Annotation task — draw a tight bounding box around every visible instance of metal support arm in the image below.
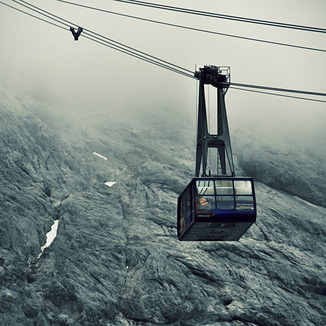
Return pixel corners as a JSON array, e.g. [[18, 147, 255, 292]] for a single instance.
[[195, 66, 235, 177]]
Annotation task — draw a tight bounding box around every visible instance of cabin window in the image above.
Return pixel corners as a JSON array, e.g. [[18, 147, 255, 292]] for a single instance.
[[196, 180, 215, 195], [234, 180, 252, 195], [215, 180, 233, 195], [235, 196, 254, 210], [181, 190, 187, 219], [197, 195, 215, 210], [185, 187, 191, 212], [216, 195, 234, 209]]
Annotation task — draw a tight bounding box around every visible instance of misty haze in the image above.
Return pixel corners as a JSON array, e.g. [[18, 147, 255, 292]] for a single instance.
[[0, 0, 325, 325]]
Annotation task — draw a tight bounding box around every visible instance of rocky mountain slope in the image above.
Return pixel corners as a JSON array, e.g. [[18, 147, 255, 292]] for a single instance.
[[0, 86, 325, 326]]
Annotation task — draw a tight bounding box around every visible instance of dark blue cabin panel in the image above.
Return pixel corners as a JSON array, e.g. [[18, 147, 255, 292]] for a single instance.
[[178, 177, 256, 241]]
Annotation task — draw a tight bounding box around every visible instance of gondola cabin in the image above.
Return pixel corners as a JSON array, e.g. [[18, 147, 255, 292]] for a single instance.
[[178, 177, 256, 241]]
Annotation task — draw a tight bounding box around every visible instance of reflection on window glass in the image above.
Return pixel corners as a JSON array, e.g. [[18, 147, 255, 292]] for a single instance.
[[236, 196, 254, 210], [197, 196, 215, 210], [180, 211, 193, 234], [215, 180, 233, 195], [186, 210, 193, 227], [234, 180, 252, 195], [216, 195, 234, 209], [180, 215, 185, 233], [196, 180, 215, 195]]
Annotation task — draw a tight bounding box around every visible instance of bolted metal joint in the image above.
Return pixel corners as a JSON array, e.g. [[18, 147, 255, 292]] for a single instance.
[[195, 65, 230, 90]]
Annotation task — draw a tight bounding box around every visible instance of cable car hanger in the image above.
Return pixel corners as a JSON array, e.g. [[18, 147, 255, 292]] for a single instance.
[[178, 66, 257, 241], [2, 1, 322, 240]]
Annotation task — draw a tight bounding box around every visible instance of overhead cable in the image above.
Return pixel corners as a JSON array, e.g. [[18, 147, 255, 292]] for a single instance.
[[107, 0, 326, 34], [82, 29, 193, 75], [11, 0, 70, 27], [231, 83, 326, 97], [1, 1, 325, 103], [230, 87, 326, 104], [84, 34, 195, 78], [17, 0, 192, 74], [8, 0, 193, 77], [0, 1, 66, 30], [55, 1, 326, 53]]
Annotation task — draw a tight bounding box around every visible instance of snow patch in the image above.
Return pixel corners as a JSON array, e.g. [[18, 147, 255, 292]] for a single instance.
[[93, 152, 107, 160], [38, 220, 59, 259], [105, 182, 116, 188]]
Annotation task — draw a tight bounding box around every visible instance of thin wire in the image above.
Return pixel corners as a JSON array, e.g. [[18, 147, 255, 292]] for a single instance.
[[2, 1, 193, 78], [2, 1, 325, 103], [109, 0, 326, 33], [83, 33, 195, 78], [12, 0, 70, 27], [12, 0, 193, 77], [230, 86, 326, 103], [0, 1, 67, 30], [231, 82, 326, 97], [11, 0, 193, 76], [82, 31, 193, 74], [55, 1, 326, 53]]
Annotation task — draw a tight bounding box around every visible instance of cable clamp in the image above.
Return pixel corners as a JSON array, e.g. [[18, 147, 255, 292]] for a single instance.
[[70, 26, 83, 41]]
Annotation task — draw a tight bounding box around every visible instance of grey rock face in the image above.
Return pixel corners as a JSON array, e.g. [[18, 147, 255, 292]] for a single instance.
[[233, 129, 326, 209], [0, 88, 325, 325]]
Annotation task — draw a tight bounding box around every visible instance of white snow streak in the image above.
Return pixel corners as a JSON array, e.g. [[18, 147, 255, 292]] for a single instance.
[[105, 182, 117, 188], [93, 152, 108, 160], [38, 220, 59, 259]]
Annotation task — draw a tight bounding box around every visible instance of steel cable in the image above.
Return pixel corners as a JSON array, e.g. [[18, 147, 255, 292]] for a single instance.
[[108, 0, 326, 33], [1, 1, 325, 103], [55, 0, 326, 53], [10, 0, 193, 76]]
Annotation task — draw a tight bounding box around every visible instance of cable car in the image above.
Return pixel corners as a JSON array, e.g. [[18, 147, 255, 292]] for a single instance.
[[177, 177, 256, 241], [177, 66, 257, 241]]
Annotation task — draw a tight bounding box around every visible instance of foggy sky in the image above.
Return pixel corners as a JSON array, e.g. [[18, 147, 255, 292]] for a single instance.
[[1, 0, 325, 151]]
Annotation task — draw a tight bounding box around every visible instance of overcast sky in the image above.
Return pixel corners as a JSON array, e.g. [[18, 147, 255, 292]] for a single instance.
[[1, 0, 325, 149]]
